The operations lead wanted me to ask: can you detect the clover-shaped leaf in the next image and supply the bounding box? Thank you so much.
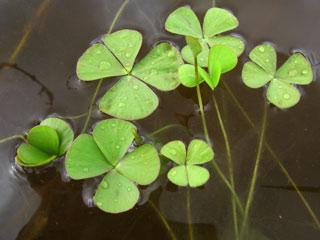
[242,44,313,109]
[77,30,183,120]
[65,119,160,213]
[161,139,214,188]
[166,6,244,67]
[16,118,74,167]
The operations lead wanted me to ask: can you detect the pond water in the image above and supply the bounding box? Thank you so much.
[0,0,320,239]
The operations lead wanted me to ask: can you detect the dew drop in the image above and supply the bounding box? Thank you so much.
[118,102,125,107]
[168,51,175,57]
[283,93,290,100]
[99,61,111,70]
[96,202,103,207]
[127,187,132,192]
[265,59,270,63]
[133,85,139,90]
[258,46,265,53]
[289,70,298,76]
[302,70,308,75]
[115,145,120,149]
[125,53,131,58]
[83,167,89,172]
[101,181,108,189]
[170,149,177,155]
[118,183,122,187]
[171,170,177,176]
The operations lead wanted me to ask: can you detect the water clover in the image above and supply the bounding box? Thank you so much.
[16,118,74,167]
[165,6,244,67]
[65,119,160,213]
[76,29,183,120]
[160,140,214,187]
[242,44,313,109]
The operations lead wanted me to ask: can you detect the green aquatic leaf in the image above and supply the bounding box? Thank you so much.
[187,165,210,187]
[209,60,221,89]
[207,35,245,56]
[16,144,56,167]
[160,140,186,165]
[27,126,60,155]
[275,53,313,85]
[178,64,205,88]
[117,144,160,185]
[40,118,74,155]
[165,6,202,38]
[93,119,136,165]
[208,45,238,74]
[102,29,142,72]
[242,62,273,88]
[94,171,139,214]
[249,44,277,74]
[267,79,301,109]
[65,134,113,180]
[76,44,126,81]
[186,36,202,57]
[186,139,214,165]
[167,165,188,187]
[132,43,182,91]
[181,40,210,67]
[99,76,159,120]
[203,8,239,38]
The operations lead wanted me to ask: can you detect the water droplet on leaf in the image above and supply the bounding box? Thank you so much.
[302,70,308,75]
[96,202,103,207]
[133,85,139,90]
[289,70,298,76]
[283,93,290,100]
[118,102,125,107]
[258,46,265,53]
[83,167,89,172]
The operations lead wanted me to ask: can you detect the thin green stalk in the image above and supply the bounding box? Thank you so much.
[60,112,88,120]
[0,134,26,144]
[186,188,195,240]
[149,124,192,138]
[148,201,177,240]
[223,81,320,229]
[240,102,267,238]
[212,96,239,240]
[81,0,130,133]
[212,0,216,7]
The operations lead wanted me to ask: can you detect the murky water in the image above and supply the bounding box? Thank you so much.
[1,0,320,239]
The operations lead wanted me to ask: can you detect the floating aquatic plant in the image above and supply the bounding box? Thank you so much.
[77,29,183,120]
[242,44,313,109]
[161,139,214,187]
[16,118,74,167]
[66,118,160,213]
[165,6,245,67]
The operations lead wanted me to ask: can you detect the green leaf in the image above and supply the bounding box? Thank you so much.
[186,36,202,57]
[203,8,239,38]
[132,43,182,91]
[76,44,126,81]
[16,144,56,167]
[209,60,221,89]
[249,44,277,74]
[178,64,205,88]
[102,29,142,72]
[40,118,74,155]
[160,140,186,165]
[207,35,245,57]
[165,6,202,38]
[117,144,160,185]
[242,62,273,88]
[267,79,301,109]
[99,76,159,120]
[93,119,136,165]
[167,166,188,187]
[275,53,313,85]
[186,139,214,165]
[181,41,209,67]
[27,126,60,155]
[187,165,210,187]
[94,171,139,214]
[65,134,113,180]
[208,45,238,75]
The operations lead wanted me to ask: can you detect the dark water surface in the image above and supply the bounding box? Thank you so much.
[1,0,320,239]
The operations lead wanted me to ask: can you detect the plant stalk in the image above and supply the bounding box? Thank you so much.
[0,134,26,144]
[149,124,192,138]
[186,188,195,240]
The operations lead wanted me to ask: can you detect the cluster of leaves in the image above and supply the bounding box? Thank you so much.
[242,44,313,109]
[16,118,74,167]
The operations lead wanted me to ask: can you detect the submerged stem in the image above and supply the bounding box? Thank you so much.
[0,134,26,144]
[186,188,195,240]
[60,112,88,120]
[149,124,192,138]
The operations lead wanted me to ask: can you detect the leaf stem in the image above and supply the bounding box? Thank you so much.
[186,188,195,240]
[0,134,26,144]
[149,124,192,138]
[60,112,88,120]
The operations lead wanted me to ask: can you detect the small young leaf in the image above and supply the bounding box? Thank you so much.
[117,144,160,185]
[187,165,210,187]
[242,62,273,88]
[76,44,126,81]
[27,126,60,155]
[167,166,188,187]
[17,144,56,167]
[207,35,245,57]
[93,119,136,165]
[94,171,139,214]
[203,8,239,38]
[208,45,238,75]
[178,64,205,88]
[249,44,277,74]
[99,76,159,120]
[160,140,186,165]
[186,139,214,165]
[165,6,202,38]
[186,36,202,57]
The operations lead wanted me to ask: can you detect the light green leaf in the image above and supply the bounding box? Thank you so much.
[65,134,113,180]
[165,6,202,38]
[275,53,313,85]
[186,36,202,57]
[242,62,273,88]
[208,45,238,74]
[203,8,239,38]
[16,144,56,167]
[186,139,214,165]
[76,44,126,81]
[206,35,245,56]
[99,76,159,120]
[167,166,188,187]
[93,119,136,165]
[132,43,182,91]
[160,140,186,165]
[267,79,301,109]
[249,44,277,74]
[40,118,74,155]
[187,165,210,187]
[117,144,160,185]
[181,41,209,67]
[27,126,60,155]
[209,60,221,89]
[102,29,142,72]
[178,64,205,88]
[94,171,139,214]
